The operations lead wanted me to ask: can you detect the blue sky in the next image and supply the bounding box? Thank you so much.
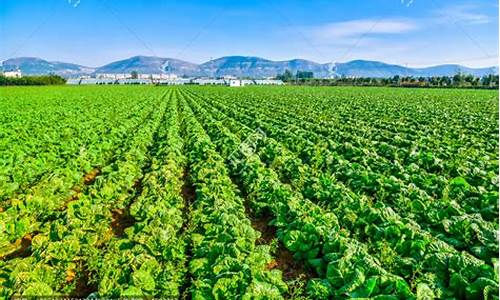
[0,0,498,67]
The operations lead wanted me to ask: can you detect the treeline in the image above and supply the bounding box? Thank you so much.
[0,75,67,86]
[276,70,314,81]
[277,71,499,89]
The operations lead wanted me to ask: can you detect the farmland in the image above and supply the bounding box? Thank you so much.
[0,85,498,299]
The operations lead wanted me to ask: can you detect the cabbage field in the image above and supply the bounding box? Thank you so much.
[0,85,498,299]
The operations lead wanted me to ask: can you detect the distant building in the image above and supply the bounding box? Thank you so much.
[254,79,284,85]
[227,79,284,86]
[229,79,242,87]
[118,79,150,85]
[150,73,178,80]
[95,73,130,80]
[158,78,190,85]
[2,70,22,78]
[94,73,178,81]
[67,79,116,85]
[194,79,226,85]
[242,80,255,86]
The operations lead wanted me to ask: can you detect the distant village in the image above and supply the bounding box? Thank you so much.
[66,73,284,86]
[0,69,284,86]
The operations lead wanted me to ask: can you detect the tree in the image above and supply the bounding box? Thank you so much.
[0,74,66,86]
[452,73,464,86]
[464,74,475,86]
[131,71,138,79]
[391,75,401,85]
[264,73,497,89]
[276,69,294,81]
[296,71,314,79]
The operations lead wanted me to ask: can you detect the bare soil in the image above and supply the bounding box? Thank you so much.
[83,168,101,185]
[110,208,135,237]
[1,233,34,260]
[69,265,98,297]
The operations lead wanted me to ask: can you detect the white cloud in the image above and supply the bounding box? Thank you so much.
[311,19,418,40]
[278,2,497,67]
[307,3,492,43]
[433,4,492,25]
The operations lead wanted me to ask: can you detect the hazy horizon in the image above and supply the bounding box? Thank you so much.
[2,54,499,70]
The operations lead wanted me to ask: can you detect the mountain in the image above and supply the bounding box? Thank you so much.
[335,60,412,77]
[199,57,498,78]
[198,56,331,77]
[95,55,199,75]
[2,56,497,78]
[414,64,498,77]
[1,57,94,76]
[334,60,498,78]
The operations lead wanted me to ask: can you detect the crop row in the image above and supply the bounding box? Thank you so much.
[178,91,289,299]
[0,88,164,259]
[184,87,498,299]
[181,90,422,299]
[0,90,169,297]
[191,88,498,262]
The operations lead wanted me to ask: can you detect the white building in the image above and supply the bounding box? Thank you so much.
[194,79,226,85]
[228,79,262,87]
[229,79,242,87]
[96,73,130,80]
[2,70,22,78]
[94,73,177,80]
[118,79,150,85]
[67,79,116,85]
[158,78,189,85]
[254,79,284,85]
[241,80,255,86]
[152,73,178,80]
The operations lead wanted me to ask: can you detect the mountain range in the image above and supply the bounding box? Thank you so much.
[1,56,498,78]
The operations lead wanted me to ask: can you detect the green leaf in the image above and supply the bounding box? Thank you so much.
[416,283,435,300]
[307,279,333,300]
[132,270,156,292]
[22,283,54,296]
[122,286,143,296]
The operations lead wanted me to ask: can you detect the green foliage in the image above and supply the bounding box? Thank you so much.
[296,71,314,79]
[276,70,315,81]
[183,85,498,300]
[276,69,294,81]
[285,74,499,89]
[0,74,66,85]
[0,85,497,299]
